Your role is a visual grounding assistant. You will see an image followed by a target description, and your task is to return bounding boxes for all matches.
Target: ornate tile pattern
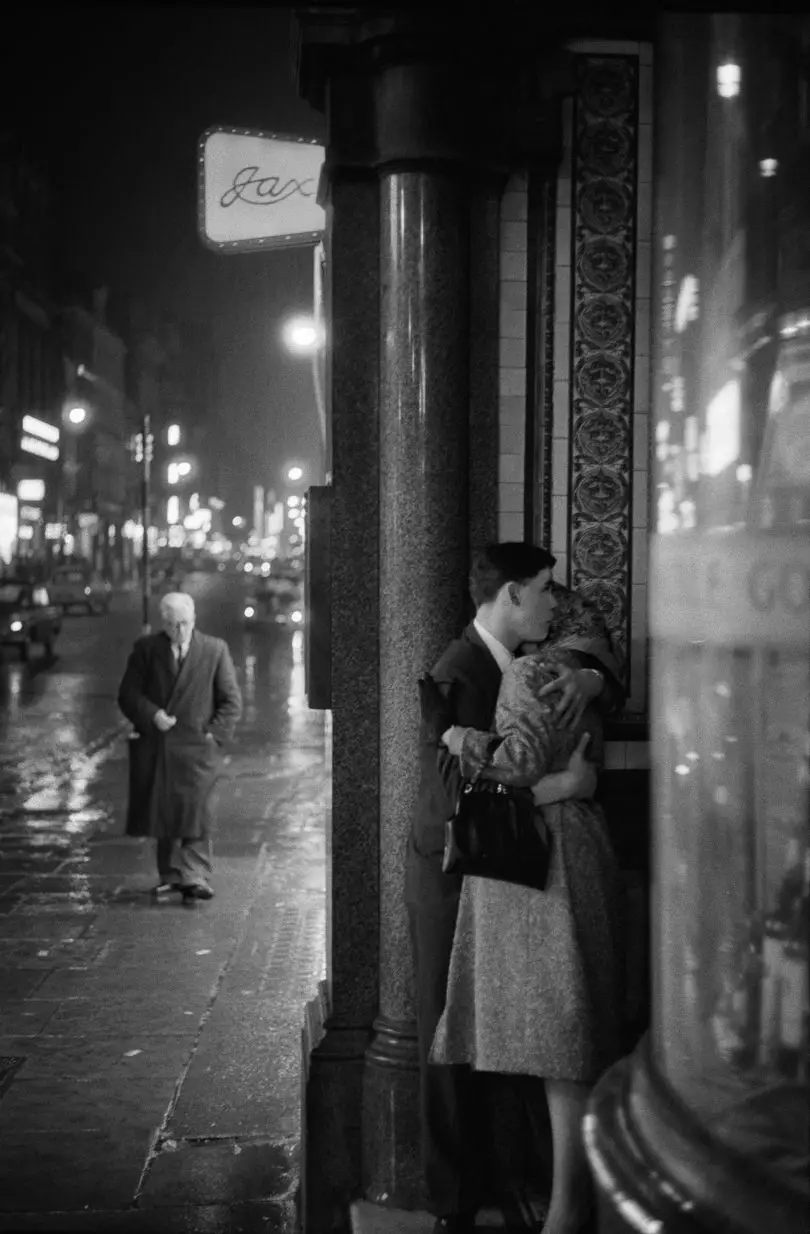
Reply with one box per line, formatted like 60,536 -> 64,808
569,55 -> 639,681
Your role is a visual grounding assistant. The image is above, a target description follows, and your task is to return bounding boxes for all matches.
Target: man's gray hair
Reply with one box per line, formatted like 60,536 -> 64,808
160,591 -> 195,619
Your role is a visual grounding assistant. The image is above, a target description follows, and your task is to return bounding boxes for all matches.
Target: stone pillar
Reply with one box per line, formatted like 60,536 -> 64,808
293,12 -> 566,1225
363,169 -> 473,1205
300,73 -> 383,1234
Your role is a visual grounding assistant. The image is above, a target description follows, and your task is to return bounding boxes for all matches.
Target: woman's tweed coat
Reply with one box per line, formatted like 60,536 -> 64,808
430,641 -> 624,1082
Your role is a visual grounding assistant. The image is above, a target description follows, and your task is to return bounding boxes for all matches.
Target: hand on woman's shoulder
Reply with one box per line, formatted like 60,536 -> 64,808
506,651 -> 562,697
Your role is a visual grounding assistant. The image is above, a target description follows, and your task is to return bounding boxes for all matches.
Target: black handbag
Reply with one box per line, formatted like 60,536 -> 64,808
442,768 -> 552,891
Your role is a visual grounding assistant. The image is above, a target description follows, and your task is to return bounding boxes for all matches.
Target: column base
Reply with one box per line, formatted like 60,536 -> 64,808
362,1015 -> 423,1208
301,982 -> 372,1234
584,1036 -> 807,1234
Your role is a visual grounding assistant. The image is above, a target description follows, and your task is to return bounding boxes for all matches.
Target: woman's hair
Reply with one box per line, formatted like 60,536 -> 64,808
469,542 -> 556,607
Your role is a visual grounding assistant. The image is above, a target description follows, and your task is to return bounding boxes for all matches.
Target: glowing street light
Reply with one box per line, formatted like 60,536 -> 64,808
177,461 -> 192,477
167,424 -> 181,447
282,315 -> 323,354
287,466 -> 304,482
68,405 -> 87,426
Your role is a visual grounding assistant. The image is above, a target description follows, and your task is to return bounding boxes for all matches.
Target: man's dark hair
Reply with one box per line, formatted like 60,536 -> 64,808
469,542 -> 556,607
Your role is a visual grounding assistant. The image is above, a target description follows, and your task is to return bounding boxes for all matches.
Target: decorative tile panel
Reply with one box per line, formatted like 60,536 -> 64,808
569,53 -> 640,685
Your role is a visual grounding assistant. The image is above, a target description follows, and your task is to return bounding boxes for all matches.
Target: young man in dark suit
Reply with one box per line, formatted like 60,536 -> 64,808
405,543 -> 623,1233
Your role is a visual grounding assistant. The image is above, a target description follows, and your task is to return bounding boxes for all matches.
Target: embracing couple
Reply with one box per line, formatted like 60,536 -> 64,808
406,542 -> 625,1234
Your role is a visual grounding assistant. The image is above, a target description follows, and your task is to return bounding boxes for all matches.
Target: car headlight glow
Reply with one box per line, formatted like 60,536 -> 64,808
291,610 -> 303,624
10,620 -> 23,633
244,606 -> 255,618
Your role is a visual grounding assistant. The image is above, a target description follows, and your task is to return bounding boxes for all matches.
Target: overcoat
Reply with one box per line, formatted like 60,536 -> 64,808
117,630 -> 242,840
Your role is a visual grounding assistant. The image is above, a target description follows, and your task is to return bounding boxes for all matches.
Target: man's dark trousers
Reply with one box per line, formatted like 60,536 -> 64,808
406,851 -> 482,1217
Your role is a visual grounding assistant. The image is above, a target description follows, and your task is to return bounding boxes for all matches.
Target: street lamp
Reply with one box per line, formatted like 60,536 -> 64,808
282,315 -> 322,353
287,466 -> 304,483
67,405 -> 87,426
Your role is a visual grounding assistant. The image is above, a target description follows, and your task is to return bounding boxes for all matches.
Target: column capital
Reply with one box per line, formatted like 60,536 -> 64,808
293,8 -> 575,175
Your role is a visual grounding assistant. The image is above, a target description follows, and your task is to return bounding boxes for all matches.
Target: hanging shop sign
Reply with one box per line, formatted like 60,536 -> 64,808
198,127 -> 325,253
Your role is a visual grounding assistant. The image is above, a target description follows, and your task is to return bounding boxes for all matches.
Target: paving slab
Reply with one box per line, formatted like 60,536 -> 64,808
0,1127 -> 155,1212
0,998 -> 62,1036
0,1074 -> 172,1133
0,1034 -> 196,1082
139,1139 -> 296,1208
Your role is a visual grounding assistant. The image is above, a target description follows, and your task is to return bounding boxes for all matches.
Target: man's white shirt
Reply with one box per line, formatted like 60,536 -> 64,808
473,618 -> 513,675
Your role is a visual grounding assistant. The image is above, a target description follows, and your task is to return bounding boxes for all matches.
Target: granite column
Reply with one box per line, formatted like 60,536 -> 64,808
361,169 -> 473,1206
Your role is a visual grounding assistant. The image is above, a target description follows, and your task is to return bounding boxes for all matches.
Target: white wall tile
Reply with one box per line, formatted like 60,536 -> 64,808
636,241 -> 652,299
637,178 -> 653,244
551,495 -> 569,552
555,207 -> 572,266
634,355 -> 651,413
501,191 -> 528,222
552,437 -> 570,496
638,123 -> 654,185
553,382 -> 571,435
501,310 -> 527,341
499,511 -> 524,540
554,266 -> 572,325
501,251 -> 528,282
500,395 -> 525,424
632,528 -> 649,585
557,173 -> 571,208
500,221 -> 528,252
553,551 -> 568,583
500,421 -> 525,457
499,483 -> 524,514
499,367 -> 526,398
554,322 -> 571,379
625,741 -> 650,769
604,741 -> 627,770
635,297 -> 651,358
499,453 -> 524,485
500,337 -> 526,369
632,470 -> 649,527
500,281 -> 527,312
633,414 -> 649,468
631,583 -> 648,640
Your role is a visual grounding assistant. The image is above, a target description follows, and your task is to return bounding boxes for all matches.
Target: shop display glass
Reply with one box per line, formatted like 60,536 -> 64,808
650,13 -> 809,1201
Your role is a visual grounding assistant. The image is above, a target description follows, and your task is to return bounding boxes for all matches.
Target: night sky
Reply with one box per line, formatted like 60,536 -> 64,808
10,5 -> 326,514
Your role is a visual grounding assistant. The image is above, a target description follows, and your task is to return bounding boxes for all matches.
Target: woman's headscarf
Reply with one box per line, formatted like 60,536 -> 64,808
539,580 -> 624,682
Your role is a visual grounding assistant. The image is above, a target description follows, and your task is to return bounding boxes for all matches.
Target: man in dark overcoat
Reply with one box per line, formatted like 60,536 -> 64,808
407,543 -> 625,1233
118,591 -> 242,900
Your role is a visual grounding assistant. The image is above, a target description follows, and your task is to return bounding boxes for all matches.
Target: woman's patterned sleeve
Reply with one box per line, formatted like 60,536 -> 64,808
458,658 -> 557,787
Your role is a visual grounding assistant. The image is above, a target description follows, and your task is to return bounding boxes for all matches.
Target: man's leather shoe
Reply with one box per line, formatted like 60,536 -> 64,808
151,882 -> 182,896
181,885 -> 214,901
432,1217 -> 476,1233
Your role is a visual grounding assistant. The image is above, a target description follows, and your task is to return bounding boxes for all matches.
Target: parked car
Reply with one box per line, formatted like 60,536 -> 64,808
243,575 -> 304,632
48,565 -> 112,615
0,580 -> 62,661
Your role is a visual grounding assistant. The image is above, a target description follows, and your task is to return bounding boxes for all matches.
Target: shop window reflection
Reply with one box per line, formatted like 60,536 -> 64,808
651,9 -> 809,1201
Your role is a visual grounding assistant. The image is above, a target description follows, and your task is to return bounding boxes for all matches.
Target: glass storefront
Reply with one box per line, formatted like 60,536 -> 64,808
650,10 -> 809,1205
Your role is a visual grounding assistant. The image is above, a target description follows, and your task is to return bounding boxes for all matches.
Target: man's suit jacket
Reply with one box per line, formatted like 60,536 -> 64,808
405,623 -> 502,906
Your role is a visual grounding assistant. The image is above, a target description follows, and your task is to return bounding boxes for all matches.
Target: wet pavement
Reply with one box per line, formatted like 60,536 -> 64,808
0,573 -> 328,1231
